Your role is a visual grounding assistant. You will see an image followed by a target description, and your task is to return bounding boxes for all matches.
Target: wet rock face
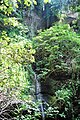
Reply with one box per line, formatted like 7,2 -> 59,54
41,79 -> 58,96
24,9 -> 59,36
40,78 -> 63,103
64,12 -> 80,32
64,12 -> 78,23
40,71 -> 78,103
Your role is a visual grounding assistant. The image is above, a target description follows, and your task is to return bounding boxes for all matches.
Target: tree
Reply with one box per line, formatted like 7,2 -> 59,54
0,0 -> 35,97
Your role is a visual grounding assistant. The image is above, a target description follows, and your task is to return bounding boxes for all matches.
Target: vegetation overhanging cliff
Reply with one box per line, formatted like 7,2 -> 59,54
0,0 -> 80,120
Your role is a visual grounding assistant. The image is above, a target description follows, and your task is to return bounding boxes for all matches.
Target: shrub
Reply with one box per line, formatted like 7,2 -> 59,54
34,23 -> 80,79
0,22 -> 35,98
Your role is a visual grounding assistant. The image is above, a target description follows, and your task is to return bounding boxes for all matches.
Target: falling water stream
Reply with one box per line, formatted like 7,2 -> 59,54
34,73 -> 45,120
27,65 -> 45,120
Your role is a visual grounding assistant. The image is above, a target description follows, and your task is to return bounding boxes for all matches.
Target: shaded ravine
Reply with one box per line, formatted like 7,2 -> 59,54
34,73 -> 45,120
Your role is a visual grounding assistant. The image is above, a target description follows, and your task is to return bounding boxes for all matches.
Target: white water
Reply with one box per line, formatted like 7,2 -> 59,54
34,73 -> 45,120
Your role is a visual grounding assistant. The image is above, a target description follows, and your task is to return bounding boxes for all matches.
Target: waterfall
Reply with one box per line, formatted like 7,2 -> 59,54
34,73 -> 45,120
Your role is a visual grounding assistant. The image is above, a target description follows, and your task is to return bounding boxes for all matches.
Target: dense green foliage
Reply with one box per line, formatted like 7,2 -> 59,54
34,23 -> 80,79
0,0 -> 80,120
0,29 -> 35,97
0,0 -> 35,98
33,23 -> 80,120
